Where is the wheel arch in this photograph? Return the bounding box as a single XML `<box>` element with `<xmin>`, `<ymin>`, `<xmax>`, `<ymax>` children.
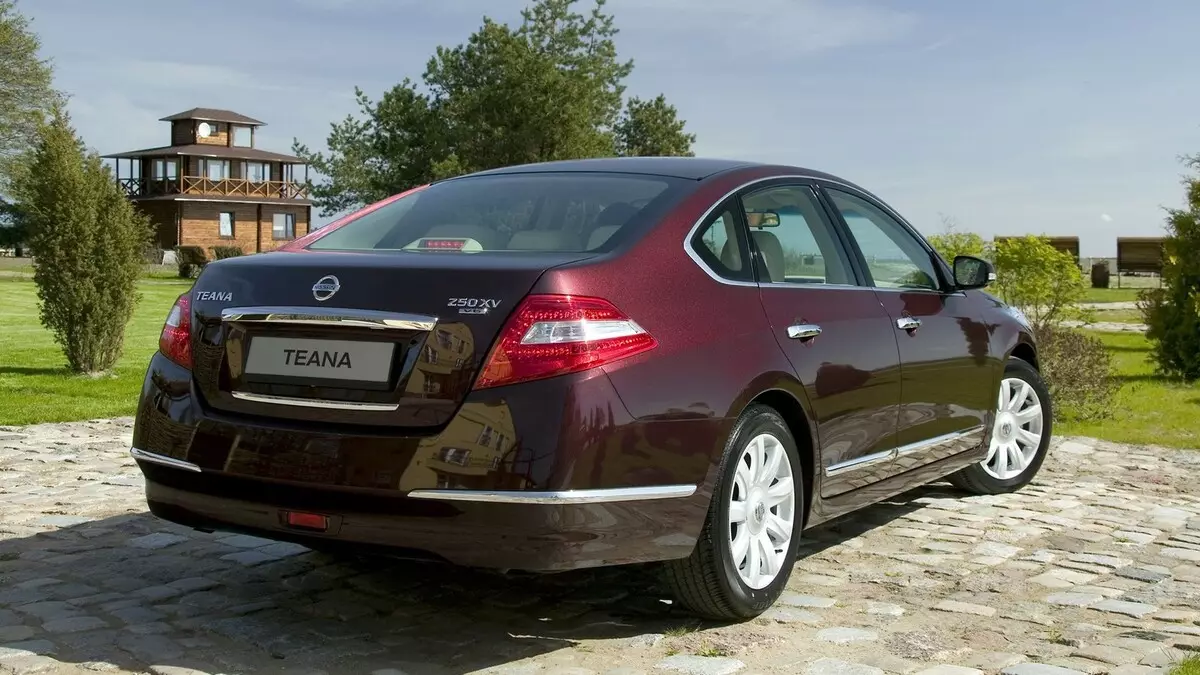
<box><xmin>730</xmin><ymin>377</ymin><xmax>817</xmax><ymax>528</ymax></box>
<box><xmin>1008</xmin><ymin>336</ymin><xmax>1039</xmax><ymax>371</ymax></box>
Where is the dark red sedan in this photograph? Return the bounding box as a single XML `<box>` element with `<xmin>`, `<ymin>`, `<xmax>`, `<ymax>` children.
<box><xmin>132</xmin><ymin>158</ymin><xmax>1051</xmax><ymax>619</ymax></box>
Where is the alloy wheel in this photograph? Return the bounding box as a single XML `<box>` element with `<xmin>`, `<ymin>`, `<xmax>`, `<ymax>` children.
<box><xmin>983</xmin><ymin>376</ymin><xmax>1045</xmax><ymax>480</ymax></box>
<box><xmin>728</xmin><ymin>433</ymin><xmax>796</xmax><ymax>589</ymax></box>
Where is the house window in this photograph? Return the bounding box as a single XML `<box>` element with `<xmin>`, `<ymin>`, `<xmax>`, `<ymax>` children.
<box><xmin>232</xmin><ymin>125</ymin><xmax>253</xmax><ymax>147</ymax></box>
<box><xmin>478</xmin><ymin>425</ymin><xmax>494</xmax><ymax>447</ymax></box>
<box><xmin>243</xmin><ymin>162</ymin><xmax>269</xmax><ymax>183</ymax></box>
<box><xmin>272</xmin><ymin>212</ymin><xmax>295</xmax><ymax>240</ymax></box>
<box><xmin>218</xmin><ymin>212</ymin><xmax>234</xmax><ymax>238</ymax></box>
<box><xmin>422</xmin><ymin>344</ymin><xmax>437</xmax><ymax>364</ymax></box>
<box><xmin>200</xmin><ymin>158</ymin><xmax>230</xmax><ymax>181</ymax></box>
<box><xmin>437</xmin><ymin>448</ymin><xmax>470</xmax><ymax>466</ymax></box>
<box><xmin>152</xmin><ymin>159</ymin><xmax>177</xmax><ymax>180</ymax></box>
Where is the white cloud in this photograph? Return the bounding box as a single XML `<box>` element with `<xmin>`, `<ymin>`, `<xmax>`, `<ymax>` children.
<box><xmin>1100</xmin><ymin>213</ymin><xmax>1113</xmax><ymax>222</ymax></box>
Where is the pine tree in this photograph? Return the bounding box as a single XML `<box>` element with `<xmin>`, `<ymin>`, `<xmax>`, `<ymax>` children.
<box><xmin>1141</xmin><ymin>155</ymin><xmax>1200</xmax><ymax>380</ymax></box>
<box><xmin>15</xmin><ymin>109</ymin><xmax>149</xmax><ymax>373</ymax></box>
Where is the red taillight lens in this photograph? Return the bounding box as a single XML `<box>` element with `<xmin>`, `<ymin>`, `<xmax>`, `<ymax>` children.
<box><xmin>474</xmin><ymin>294</ymin><xmax>657</xmax><ymax>389</ymax></box>
<box><xmin>159</xmin><ymin>293</ymin><xmax>192</xmax><ymax>369</ymax></box>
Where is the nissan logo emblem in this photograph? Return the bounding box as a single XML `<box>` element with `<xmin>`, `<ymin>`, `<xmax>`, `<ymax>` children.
<box><xmin>312</xmin><ymin>275</ymin><xmax>340</xmax><ymax>302</ymax></box>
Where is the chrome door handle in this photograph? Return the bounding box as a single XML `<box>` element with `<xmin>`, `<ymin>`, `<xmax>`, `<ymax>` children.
<box><xmin>896</xmin><ymin>316</ymin><xmax>921</xmax><ymax>331</ymax></box>
<box><xmin>787</xmin><ymin>324</ymin><xmax>822</xmax><ymax>340</ymax></box>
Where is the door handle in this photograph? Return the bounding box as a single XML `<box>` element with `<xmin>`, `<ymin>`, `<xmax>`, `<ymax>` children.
<box><xmin>896</xmin><ymin>316</ymin><xmax>921</xmax><ymax>331</ymax></box>
<box><xmin>787</xmin><ymin>324</ymin><xmax>822</xmax><ymax>340</ymax></box>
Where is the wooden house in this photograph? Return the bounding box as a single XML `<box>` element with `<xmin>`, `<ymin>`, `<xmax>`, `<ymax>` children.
<box><xmin>105</xmin><ymin>108</ymin><xmax>312</xmax><ymax>256</ymax></box>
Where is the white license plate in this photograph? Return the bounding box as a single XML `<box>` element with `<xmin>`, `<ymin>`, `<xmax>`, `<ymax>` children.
<box><xmin>244</xmin><ymin>337</ymin><xmax>394</xmax><ymax>383</ymax></box>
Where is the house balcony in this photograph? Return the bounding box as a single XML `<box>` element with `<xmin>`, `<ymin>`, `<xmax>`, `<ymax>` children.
<box><xmin>118</xmin><ymin>176</ymin><xmax>309</xmax><ymax>201</ymax></box>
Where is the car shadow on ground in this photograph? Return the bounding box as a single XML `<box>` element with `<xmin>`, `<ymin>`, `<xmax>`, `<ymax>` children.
<box><xmin>0</xmin><ymin>482</ymin><xmax>950</xmax><ymax>674</ymax></box>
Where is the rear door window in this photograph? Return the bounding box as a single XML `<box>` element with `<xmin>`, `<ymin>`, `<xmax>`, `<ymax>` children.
<box><xmin>308</xmin><ymin>173</ymin><xmax>682</xmax><ymax>254</ymax></box>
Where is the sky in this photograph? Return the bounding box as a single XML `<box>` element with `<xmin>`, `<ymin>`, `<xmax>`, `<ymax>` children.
<box><xmin>22</xmin><ymin>0</ymin><xmax>1200</xmax><ymax>256</ymax></box>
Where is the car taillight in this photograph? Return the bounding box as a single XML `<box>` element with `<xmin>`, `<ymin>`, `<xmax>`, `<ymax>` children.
<box><xmin>159</xmin><ymin>293</ymin><xmax>192</xmax><ymax>369</ymax></box>
<box><xmin>474</xmin><ymin>294</ymin><xmax>657</xmax><ymax>389</ymax></box>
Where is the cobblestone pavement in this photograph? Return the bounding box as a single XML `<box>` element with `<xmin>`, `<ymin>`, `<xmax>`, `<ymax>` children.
<box><xmin>4</xmin><ymin>420</ymin><xmax>1200</xmax><ymax>675</ymax></box>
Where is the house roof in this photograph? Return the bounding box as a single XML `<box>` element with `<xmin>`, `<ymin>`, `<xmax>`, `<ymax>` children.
<box><xmin>103</xmin><ymin>144</ymin><xmax>304</xmax><ymax>163</ymax></box>
<box><xmin>159</xmin><ymin>108</ymin><xmax>266</xmax><ymax>126</ymax></box>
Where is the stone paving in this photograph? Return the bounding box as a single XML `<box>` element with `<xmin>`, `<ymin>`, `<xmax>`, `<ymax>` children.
<box><xmin>4</xmin><ymin>420</ymin><xmax>1200</xmax><ymax>675</ymax></box>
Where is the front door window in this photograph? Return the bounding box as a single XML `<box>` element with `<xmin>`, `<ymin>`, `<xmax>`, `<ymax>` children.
<box><xmin>826</xmin><ymin>189</ymin><xmax>940</xmax><ymax>291</ymax></box>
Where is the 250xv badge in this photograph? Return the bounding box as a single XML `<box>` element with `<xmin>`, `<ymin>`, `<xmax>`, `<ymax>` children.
<box><xmin>447</xmin><ymin>297</ymin><xmax>500</xmax><ymax>315</ymax></box>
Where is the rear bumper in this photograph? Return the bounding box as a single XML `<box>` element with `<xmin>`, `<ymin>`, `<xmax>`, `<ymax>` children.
<box><xmin>137</xmin><ymin>448</ymin><xmax>705</xmax><ymax>571</ymax></box>
<box><xmin>130</xmin><ymin>352</ymin><xmax>720</xmax><ymax>571</ymax></box>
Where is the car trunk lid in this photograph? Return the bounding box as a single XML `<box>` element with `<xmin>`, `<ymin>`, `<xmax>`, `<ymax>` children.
<box><xmin>189</xmin><ymin>250</ymin><xmax>588</xmax><ymax>429</ymax></box>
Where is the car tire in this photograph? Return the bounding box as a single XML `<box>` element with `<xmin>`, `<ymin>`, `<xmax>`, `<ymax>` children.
<box><xmin>950</xmin><ymin>357</ymin><xmax>1053</xmax><ymax>495</ymax></box>
<box><xmin>663</xmin><ymin>404</ymin><xmax>805</xmax><ymax>620</ymax></box>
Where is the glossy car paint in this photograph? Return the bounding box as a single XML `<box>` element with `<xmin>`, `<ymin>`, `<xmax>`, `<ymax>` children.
<box><xmin>131</xmin><ymin>157</ymin><xmax>1036</xmax><ymax>571</ymax></box>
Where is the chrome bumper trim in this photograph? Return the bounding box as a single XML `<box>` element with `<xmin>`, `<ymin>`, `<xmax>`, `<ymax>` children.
<box><xmin>221</xmin><ymin>306</ymin><xmax>437</xmax><ymax>332</ymax></box>
<box><xmin>406</xmin><ymin>484</ymin><xmax>698</xmax><ymax>504</ymax></box>
<box><xmin>230</xmin><ymin>391</ymin><xmax>400</xmax><ymax>412</ymax></box>
<box><xmin>130</xmin><ymin>448</ymin><xmax>201</xmax><ymax>473</ymax></box>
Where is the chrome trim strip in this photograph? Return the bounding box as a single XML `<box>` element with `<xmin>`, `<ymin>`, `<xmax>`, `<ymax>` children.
<box><xmin>130</xmin><ymin>448</ymin><xmax>201</xmax><ymax>473</ymax></box>
<box><xmin>895</xmin><ymin>425</ymin><xmax>986</xmax><ymax>457</ymax></box>
<box><xmin>824</xmin><ymin>425</ymin><xmax>987</xmax><ymax>476</ymax></box>
<box><xmin>407</xmin><ymin>484</ymin><xmax>697</xmax><ymax>504</ymax></box>
<box><xmin>221</xmin><ymin>306</ymin><xmax>437</xmax><ymax>332</ymax></box>
<box><xmin>230</xmin><ymin>391</ymin><xmax>400</xmax><ymax>411</ymax></box>
<box><xmin>682</xmin><ymin>173</ymin><xmax>943</xmax><ymax>292</ymax></box>
<box><xmin>825</xmin><ymin>449</ymin><xmax>893</xmax><ymax>477</ymax></box>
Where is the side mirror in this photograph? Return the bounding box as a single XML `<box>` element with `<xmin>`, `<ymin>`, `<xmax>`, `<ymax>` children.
<box><xmin>953</xmin><ymin>255</ymin><xmax>995</xmax><ymax>290</ymax></box>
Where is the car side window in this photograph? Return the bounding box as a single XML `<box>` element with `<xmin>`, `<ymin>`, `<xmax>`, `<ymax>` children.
<box><xmin>739</xmin><ymin>185</ymin><xmax>853</xmax><ymax>285</ymax></box>
<box><xmin>691</xmin><ymin>203</ymin><xmax>752</xmax><ymax>282</ymax></box>
<box><xmin>827</xmin><ymin>189</ymin><xmax>941</xmax><ymax>291</ymax></box>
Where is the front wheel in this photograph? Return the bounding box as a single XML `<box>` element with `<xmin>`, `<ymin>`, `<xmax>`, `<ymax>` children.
<box><xmin>663</xmin><ymin>405</ymin><xmax>805</xmax><ymax>620</ymax></box>
<box><xmin>950</xmin><ymin>357</ymin><xmax>1052</xmax><ymax>495</ymax></box>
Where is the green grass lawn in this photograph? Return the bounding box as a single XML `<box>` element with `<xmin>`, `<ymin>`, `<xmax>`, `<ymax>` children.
<box><xmin>1085</xmin><ymin>308</ymin><xmax>1145</xmax><ymax>324</ymax></box>
<box><xmin>1080</xmin><ymin>287</ymin><xmax>1144</xmax><ymax>303</ymax></box>
<box><xmin>0</xmin><ymin>277</ymin><xmax>191</xmax><ymax>425</ymax></box>
<box><xmin>1059</xmin><ymin>330</ymin><xmax>1199</xmax><ymax>449</ymax></box>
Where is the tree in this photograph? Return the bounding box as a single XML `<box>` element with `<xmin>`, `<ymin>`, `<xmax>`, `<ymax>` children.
<box><xmin>14</xmin><ymin>110</ymin><xmax>149</xmax><ymax>373</ymax></box>
<box><xmin>0</xmin><ymin>0</ymin><xmax>62</xmax><ymax>194</ymax></box>
<box><xmin>615</xmin><ymin>95</ymin><xmax>695</xmax><ymax>157</ymax></box>
<box><xmin>1141</xmin><ymin>155</ymin><xmax>1200</xmax><ymax>379</ymax></box>
<box><xmin>990</xmin><ymin>235</ymin><xmax>1086</xmax><ymax>333</ymax></box>
<box><xmin>294</xmin><ymin>0</ymin><xmax>696</xmax><ymax>217</ymax></box>
<box><xmin>926</xmin><ymin>215</ymin><xmax>988</xmax><ymax>264</ymax></box>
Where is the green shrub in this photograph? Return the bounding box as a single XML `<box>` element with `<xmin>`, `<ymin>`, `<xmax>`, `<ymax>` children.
<box><xmin>1034</xmin><ymin>325</ymin><xmax>1118</xmax><ymax>421</ymax></box>
<box><xmin>1142</xmin><ymin>156</ymin><xmax>1200</xmax><ymax>380</ymax></box>
<box><xmin>926</xmin><ymin>230</ymin><xmax>988</xmax><ymax>264</ymax></box>
<box><xmin>211</xmin><ymin>245</ymin><xmax>244</xmax><ymax>260</ymax></box>
<box><xmin>14</xmin><ymin>109</ymin><xmax>150</xmax><ymax>374</ymax></box>
<box><xmin>1090</xmin><ymin>261</ymin><xmax>1110</xmax><ymax>289</ymax></box>
<box><xmin>174</xmin><ymin>245</ymin><xmax>208</xmax><ymax>278</ymax></box>
<box><xmin>991</xmin><ymin>235</ymin><xmax>1086</xmax><ymax>332</ymax></box>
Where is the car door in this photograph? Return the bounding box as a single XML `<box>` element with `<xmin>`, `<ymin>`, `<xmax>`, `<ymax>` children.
<box><xmin>736</xmin><ymin>182</ymin><xmax>904</xmax><ymax>498</ymax></box>
<box><xmin>821</xmin><ymin>185</ymin><xmax>994</xmax><ymax>470</ymax></box>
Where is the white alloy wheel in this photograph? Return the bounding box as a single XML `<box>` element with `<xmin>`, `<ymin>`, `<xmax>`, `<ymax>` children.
<box><xmin>728</xmin><ymin>432</ymin><xmax>796</xmax><ymax>590</ymax></box>
<box><xmin>983</xmin><ymin>376</ymin><xmax>1045</xmax><ymax>480</ymax></box>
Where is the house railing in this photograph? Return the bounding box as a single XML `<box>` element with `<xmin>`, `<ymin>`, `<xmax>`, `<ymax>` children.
<box><xmin>118</xmin><ymin>176</ymin><xmax>309</xmax><ymax>200</ymax></box>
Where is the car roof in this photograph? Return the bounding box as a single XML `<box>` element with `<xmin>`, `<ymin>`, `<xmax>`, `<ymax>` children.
<box><xmin>455</xmin><ymin>156</ymin><xmax>856</xmax><ymax>185</ymax></box>
<box><xmin>456</xmin><ymin>157</ymin><xmax>759</xmax><ymax>181</ymax></box>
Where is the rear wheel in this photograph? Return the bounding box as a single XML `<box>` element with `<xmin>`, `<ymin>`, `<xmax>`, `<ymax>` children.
<box><xmin>663</xmin><ymin>405</ymin><xmax>804</xmax><ymax>620</ymax></box>
<box><xmin>950</xmin><ymin>357</ymin><xmax>1052</xmax><ymax>495</ymax></box>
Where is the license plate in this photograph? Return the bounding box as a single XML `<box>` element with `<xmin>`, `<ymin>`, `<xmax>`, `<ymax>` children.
<box><xmin>244</xmin><ymin>337</ymin><xmax>394</xmax><ymax>383</ymax></box>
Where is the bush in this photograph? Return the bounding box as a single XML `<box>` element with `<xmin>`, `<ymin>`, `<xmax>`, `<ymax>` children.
<box><xmin>991</xmin><ymin>235</ymin><xmax>1086</xmax><ymax>332</ymax></box>
<box><xmin>1142</xmin><ymin>156</ymin><xmax>1200</xmax><ymax>380</ymax></box>
<box><xmin>15</xmin><ymin>109</ymin><xmax>150</xmax><ymax>374</ymax></box>
<box><xmin>926</xmin><ymin>230</ymin><xmax>988</xmax><ymax>264</ymax></box>
<box><xmin>142</xmin><ymin>244</ymin><xmax>164</xmax><ymax>265</ymax></box>
<box><xmin>211</xmin><ymin>245</ymin><xmax>244</xmax><ymax>260</ymax></box>
<box><xmin>1090</xmin><ymin>261</ymin><xmax>1110</xmax><ymax>289</ymax></box>
<box><xmin>1034</xmin><ymin>324</ymin><xmax>1119</xmax><ymax>421</ymax></box>
<box><xmin>174</xmin><ymin>245</ymin><xmax>208</xmax><ymax>278</ymax></box>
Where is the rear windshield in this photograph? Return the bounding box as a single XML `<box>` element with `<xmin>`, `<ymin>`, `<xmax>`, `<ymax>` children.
<box><xmin>308</xmin><ymin>172</ymin><xmax>683</xmax><ymax>253</ymax></box>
